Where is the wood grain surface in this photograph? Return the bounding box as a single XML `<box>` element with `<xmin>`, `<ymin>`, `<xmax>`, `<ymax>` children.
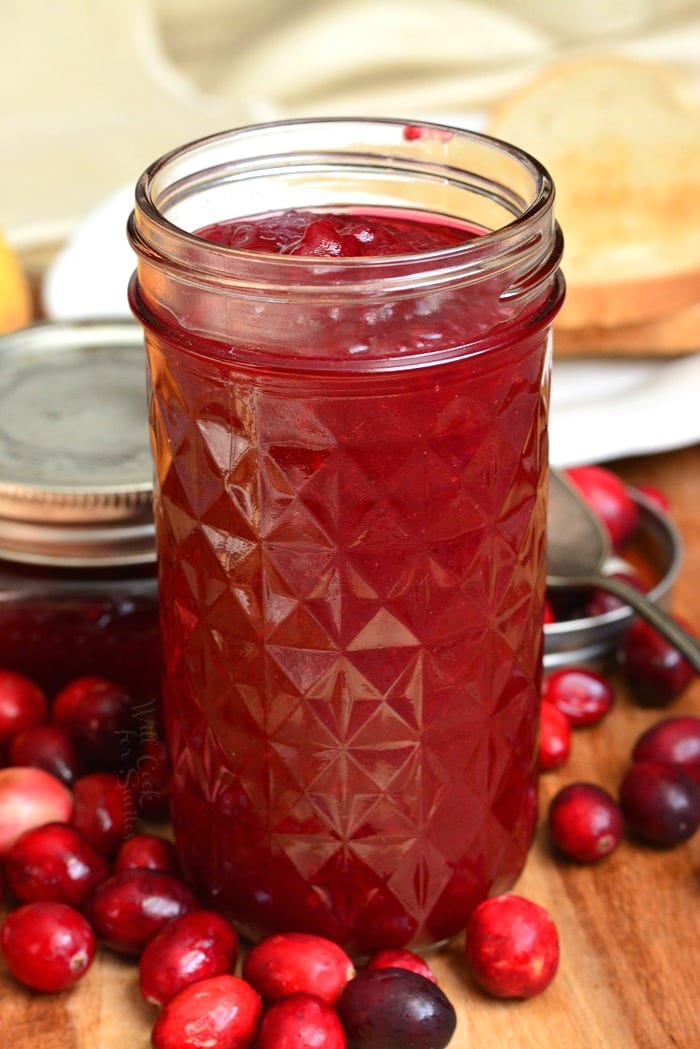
<box><xmin>1</xmin><ymin>446</ymin><xmax>699</xmax><ymax>1049</ymax></box>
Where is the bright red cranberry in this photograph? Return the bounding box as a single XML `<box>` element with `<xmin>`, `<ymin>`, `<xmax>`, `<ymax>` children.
<box><xmin>4</xmin><ymin>821</ymin><xmax>110</xmax><ymax>908</ymax></box>
<box><xmin>538</xmin><ymin>700</ymin><xmax>571</xmax><ymax>771</ymax></box>
<box><xmin>542</xmin><ymin>667</ymin><xmax>614</xmax><ymax>727</ymax></box>
<box><xmin>0</xmin><ymin>670</ymin><xmax>47</xmax><ymax>746</ymax></box>
<box><xmin>465</xmin><ymin>894</ymin><xmax>559</xmax><ymax>998</ymax></box>
<box><xmin>8</xmin><ymin>723</ymin><xmax>83</xmax><ymax>786</ymax></box>
<box><xmin>548</xmin><ymin>783</ymin><xmax>623</xmax><ymax>862</ymax></box>
<box><xmin>86</xmin><ymin>868</ymin><xmax>200</xmax><ymax>955</ymax></box>
<box><xmin>257</xmin><ymin>993</ymin><xmax>346</xmax><ymax>1049</ymax></box>
<box><xmin>243</xmin><ymin>932</ymin><xmax>354</xmax><ymax>1004</ymax></box>
<box><xmin>1</xmin><ymin>901</ymin><xmax>95</xmax><ymax>992</ymax></box>
<box><xmin>139</xmin><ymin>909</ymin><xmax>239</xmax><ymax>1006</ymax></box>
<box><xmin>632</xmin><ymin>716</ymin><xmax>700</xmax><ymax>783</ymax></box>
<box><xmin>151</xmin><ymin>974</ymin><xmax>262</xmax><ymax>1049</ymax></box>
<box><xmin>635</xmin><ymin>483</ymin><xmax>670</xmax><ymax>514</ymax></box>
<box><xmin>114</xmin><ymin>833</ymin><xmax>179</xmax><ymax>875</ymax></box>
<box><xmin>543</xmin><ymin>600</ymin><xmax>556</xmax><ymax>625</ymax></box>
<box><xmin>619</xmin><ymin>617</ymin><xmax>695</xmax><ymax>707</ymax></box>
<box><xmin>364</xmin><ymin>948</ymin><xmax>437</xmax><ymax>984</ymax></box>
<box><xmin>0</xmin><ymin>766</ymin><xmax>73</xmax><ymax>856</ymax></box>
<box><xmin>566</xmin><ymin>464</ymin><xmax>639</xmax><ymax>549</ymax></box>
<box><xmin>583</xmin><ymin>568</ymin><xmax>645</xmax><ymax>618</ymax></box>
<box><xmin>124</xmin><ymin>736</ymin><xmax>170</xmax><ymax>819</ymax></box>
<box><xmin>69</xmin><ymin>677</ymin><xmax>137</xmax><ymax>771</ymax></box>
<box><xmin>71</xmin><ymin>772</ymin><xmax>135</xmax><ymax>855</ymax></box>
<box><xmin>619</xmin><ymin>760</ymin><xmax>700</xmax><ymax>847</ymax></box>
<box><xmin>337</xmin><ymin>968</ymin><xmax>456</xmax><ymax>1049</ymax></box>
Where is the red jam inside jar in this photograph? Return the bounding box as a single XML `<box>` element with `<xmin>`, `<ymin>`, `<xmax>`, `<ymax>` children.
<box><xmin>128</xmin><ymin>121</ymin><xmax>563</xmax><ymax>954</ymax></box>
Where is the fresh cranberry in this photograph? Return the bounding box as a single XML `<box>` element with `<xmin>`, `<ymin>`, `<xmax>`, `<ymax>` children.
<box><xmin>71</xmin><ymin>772</ymin><xmax>135</xmax><ymax>855</ymax></box>
<box><xmin>619</xmin><ymin>761</ymin><xmax>700</xmax><ymax>847</ymax></box>
<box><xmin>139</xmin><ymin>910</ymin><xmax>239</xmax><ymax>1006</ymax></box>
<box><xmin>69</xmin><ymin>677</ymin><xmax>137</xmax><ymax>771</ymax></box>
<box><xmin>538</xmin><ymin>700</ymin><xmax>571</xmax><ymax>771</ymax></box>
<box><xmin>0</xmin><ymin>670</ymin><xmax>47</xmax><ymax>746</ymax></box>
<box><xmin>632</xmin><ymin>716</ymin><xmax>700</xmax><ymax>783</ymax></box>
<box><xmin>635</xmin><ymin>483</ymin><xmax>670</xmax><ymax>514</ymax></box>
<box><xmin>566</xmin><ymin>464</ymin><xmax>639</xmax><ymax>549</ymax></box>
<box><xmin>4</xmin><ymin>821</ymin><xmax>110</xmax><ymax>908</ymax></box>
<box><xmin>337</xmin><ymin>968</ymin><xmax>456</xmax><ymax>1049</ymax></box>
<box><xmin>114</xmin><ymin>833</ymin><xmax>179</xmax><ymax>875</ymax></box>
<box><xmin>364</xmin><ymin>948</ymin><xmax>437</xmax><ymax>983</ymax></box>
<box><xmin>548</xmin><ymin>783</ymin><xmax>623</xmax><ymax>862</ymax></box>
<box><xmin>52</xmin><ymin>675</ymin><xmax>106</xmax><ymax>729</ymax></box>
<box><xmin>124</xmin><ymin>736</ymin><xmax>170</xmax><ymax>819</ymax></box>
<box><xmin>542</xmin><ymin>667</ymin><xmax>614</xmax><ymax>727</ymax></box>
<box><xmin>257</xmin><ymin>993</ymin><xmax>346</xmax><ymax>1049</ymax></box>
<box><xmin>465</xmin><ymin>894</ymin><xmax>559</xmax><ymax>998</ymax></box>
<box><xmin>243</xmin><ymin>932</ymin><xmax>354</xmax><ymax>1004</ymax></box>
<box><xmin>0</xmin><ymin>766</ymin><xmax>73</xmax><ymax>856</ymax></box>
<box><xmin>86</xmin><ymin>868</ymin><xmax>200</xmax><ymax>955</ymax></box>
<box><xmin>8</xmin><ymin>723</ymin><xmax>83</xmax><ymax>786</ymax></box>
<box><xmin>151</xmin><ymin>974</ymin><xmax>262</xmax><ymax>1049</ymax></box>
<box><xmin>619</xmin><ymin>617</ymin><xmax>695</xmax><ymax>707</ymax></box>
<box><xmin>583</xmin><ymin>568</ymin><xmax>645</xmax><ymax>618</ymax></box>
<box><xmin>543</xmin><ymin>600</ymin><xmax>556</xmax><ymax>625</ymax></box>
<box><xmin>1</xmin><ymin>901</ymin><xmax>95</xmax><ymax>992</ymax></box>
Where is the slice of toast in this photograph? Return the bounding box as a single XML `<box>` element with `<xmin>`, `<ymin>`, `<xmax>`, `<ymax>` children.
<box><xmin>488</xmin><ymin>55</ymin><xmax>700</xmax><ymax>332</ymax></box>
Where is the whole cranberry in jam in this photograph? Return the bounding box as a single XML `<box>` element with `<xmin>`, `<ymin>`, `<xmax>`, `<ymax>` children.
<box><xmin>1</xmin><ymin>901</ymin><xmax>95</xmax><ymax>992</ymax></box>
<box><xmin>465</xmin><ymin>894</ymin><xmax>559</xmax><ymax>999</ymax></box>
<box><xmin>632</xmin><ymin>716</ymin><xmax>700</xmax><ymax>783</ymax></box>
<box><xmin>542</xmin><ymin>667</ymin><xmax>614</xmax><ymax>727</ymax></box>
<box><xmin>566</xmin><ymin>464</ymin><xmax>639</xmax><ymax>549</ymax></box>
<box><xmin>0</xmin><ymin>670</ymin><xmax>47</xmax><ymax>747</ymax></box>
<box><xmin>619</xmin><ymin>760</ymin><xmax>700</xmax><ymax>847</ymax></box>
<box><xmin>619</xmin><ymin>617</ymin><xmax>695</xmax><ymax>707</ymax></box>
<box><xmin>548</xmin><ymin>783</ymin><xmax>623</xmax><ymax>863</ymax></box>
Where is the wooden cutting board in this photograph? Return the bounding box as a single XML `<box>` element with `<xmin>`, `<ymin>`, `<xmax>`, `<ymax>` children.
<box><xmin>1</xmin><ymin>448</ymin><xmax>699</xmax><ymax>1049</ymax></box>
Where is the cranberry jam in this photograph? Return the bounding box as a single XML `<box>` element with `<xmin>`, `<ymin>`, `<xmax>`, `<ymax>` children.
<box><xmin>0</xmin><ymin>320</ymin><xmax>160</xmax><ymax>703</ymax></box>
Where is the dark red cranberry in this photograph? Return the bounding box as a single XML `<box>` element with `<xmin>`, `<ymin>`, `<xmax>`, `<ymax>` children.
<box><xmin>139</xmin><ymin>909</ymin><xmax>239</xmax><ymax>1005</ymax></box>
<box><xmin>465</xmin><ymin>894</ymin><xmax>559</xmax><ymax>999</ymax></box>
<box><xmin>538</xmin><ymin>700</ymin><xmax>571</xmax><ymax>771</ymax></box>
<box><xmin>583</xmin><ymin>568</ymin><xmax>645</xmax><ymax>618</ymax></box>
<box><xmin>542</xmin><ymin>667</ymin><xmax>614</xmax><ymax>727</ymax></box>
<box><xmin>85</xmin><ymin>868</ymin><xmax>200</xmax><ymax>955</ymax></box>
<box><xmin>619</xmin><ymin>617</ymin><xmax>695</xmax><ymax>707</ymax></box>
<box><xmin>52</xmin><ymin>675</ymin><xmax>105</xmax><ymax>729</ymax></box>
<box><xmin>337</xmin><ymin>967</ymin><xmax>456</xmax><ymax>1049</ymax></box>
<box><xmin>0</xmin><ymin>670</ymin><xmax>47</xmax><ymax>746</ymax></box>
<box><xmin>1</xmin><ymin>901</ymin><xmax>95</xmax><ymax>991</ymax></box>
<box><xmin>71</xmin><ymin>772</ymin><xmax>136</xmax><ymax>855</ymax></box>
<box><xmin>124</xmin><ymin>736</ymin><xmax>170</xmax><ymax>818</ymax></box>
<box><xmin>243</xmin><ymin>932</ymin><xmax>354</xmax><ymax>1004</ymax></box>
<box><xmin>4</xmin><ymin>821</ymin><xmax>110</xmax><ymax>908</ymax></box>
<box><xmin>8</xmin><ymin>723</ymin><xmax>83</xmax><ymax>786</ymax></box>
<box><xmin>548</xmin><ymin>783</ymin><xmax>623</xmax><ymax>862</ymax></box>
<box><xmin>151</xmin><ymin>974</ymin><xmax>262</xmax><ymax>1049</ymax></box>
<box><xmin>566</xmin><ymin>464</ymin><xmax>639</xmax><ymax>549</ymax></box>
<box><xmin>258</xmin><ymin>993</ymin><xmax>346</xmax><ymax>1049</ymax></box>
<box><xmin>114</xmin><ymin>833</ymin><xmax>179</xmax><ymax>875</ymax></box>
<box><xmin>364</xmin><ymin>948</ymin><xmax>437</xmax><ymax>983</ymax></box>
<box><xmin>69</xmin><ymin>677</ymin><xmax>137</xmax><ymax>771</ymax></box>
<box><xmin>619</xmin><ymin>760</ymin><xmax>700</xmax><ymax>847</ymax></box>
<box><xmin>632</xmin><ymin>716</ymin><xmax>700</xmax><ymax>783</ymax></box>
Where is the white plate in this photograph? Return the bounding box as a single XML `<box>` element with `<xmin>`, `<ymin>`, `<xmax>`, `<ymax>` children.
<box><xmin>42</xmin><ymin>185</ymin><xmax>700</xmax><ymax>469</ymax></box>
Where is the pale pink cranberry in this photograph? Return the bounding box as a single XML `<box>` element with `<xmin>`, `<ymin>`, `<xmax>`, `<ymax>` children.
<box><xmin>151</xmin><ymin>975</ymin><xmax>262</xmax><ymax>1049</ymax></box>
<box><xmin>1</xmin><ymin>901</ymin><xmax>95</xmax><ymax>992</ymax></box>
<box><xmin>465</xmin><ymin>894</ymin><xmax>559</xmax><ymax>998</ymax></box>
<box><xmin>0</xmin><ymin>766</ymin><xmax>73</xmax><ymax>856</ymax></box>
<box><xmin>0</xmin><ymin>670</ymin><xmax>47</xmax><ymax>747</ymax></box>
<box><xmin>139</xmin><ymin>910</ymin><xmax>239</xmax><ymax>1005</ymax></box>
<box><xmin>243</xmin><ymin>932</ymin><xmax>354</xmax><ymax>1004</ymax></box>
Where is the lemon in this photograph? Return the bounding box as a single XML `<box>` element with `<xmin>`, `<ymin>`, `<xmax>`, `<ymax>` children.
<box><xmin>0</xmin><ymin>232</ymin><xmax>32</xmax><ymax>333</ymax></box>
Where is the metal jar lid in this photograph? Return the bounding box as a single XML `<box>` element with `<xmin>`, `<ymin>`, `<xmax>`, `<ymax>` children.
<box><xmin>0</xmin><ymin>319</ymin><xmax>155</xmax><ymax>566</ymax></box>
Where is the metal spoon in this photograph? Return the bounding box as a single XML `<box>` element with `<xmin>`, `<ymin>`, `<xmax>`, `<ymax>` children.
<box><xmin>547</xmin><ymin>469</ymin><xmax>700</xmax><ymax>672</ymax></box>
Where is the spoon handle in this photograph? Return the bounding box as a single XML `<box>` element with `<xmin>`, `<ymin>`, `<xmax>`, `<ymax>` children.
<box><xmin>546</xmin><ymin>575</ymin><xmax>700</xmax><ymax>673</ymax></box>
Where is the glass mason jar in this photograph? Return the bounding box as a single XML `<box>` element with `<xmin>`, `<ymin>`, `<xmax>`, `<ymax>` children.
<box><xmin>128</xmin><ymin>118</ymin><xmax>564</xmax><ymax>955</ymax></box>
<box><xmin>0</xmin><ymin>320</ymin><xmax>160</xmax><ymax>706</ymax></box>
